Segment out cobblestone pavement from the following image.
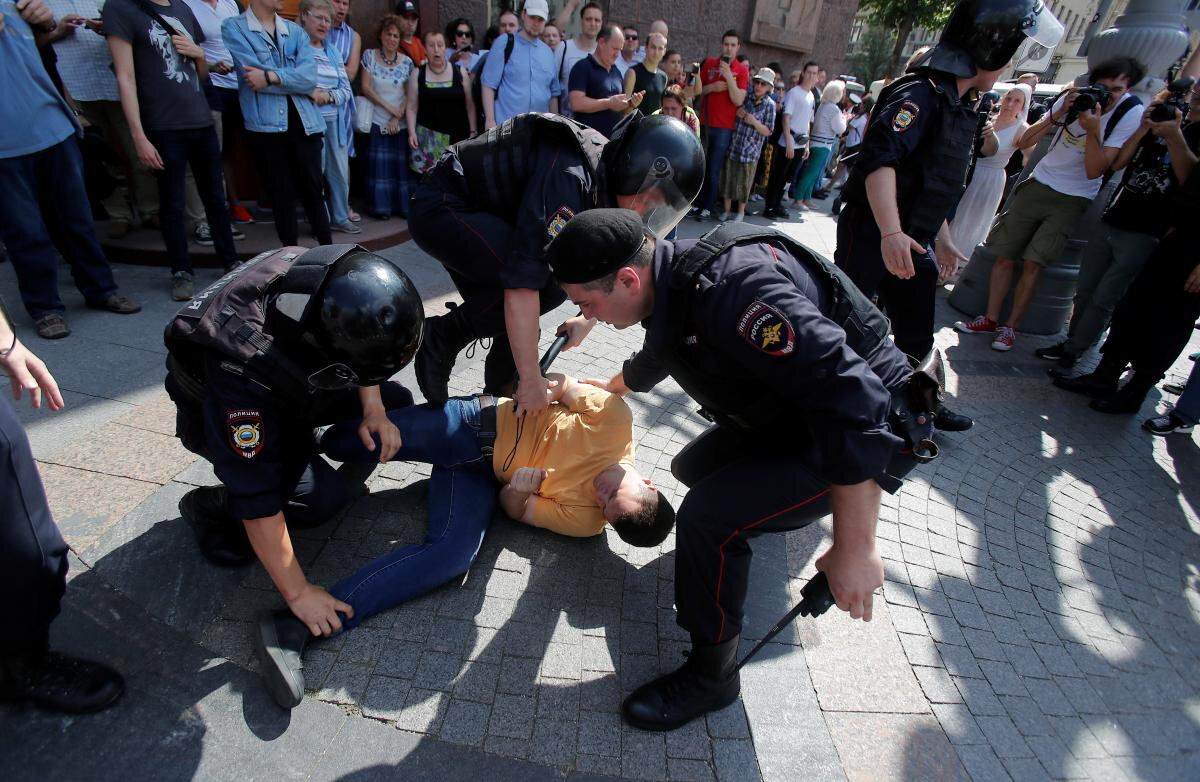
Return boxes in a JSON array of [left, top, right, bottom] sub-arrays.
[[1, 207, 1198, 781]]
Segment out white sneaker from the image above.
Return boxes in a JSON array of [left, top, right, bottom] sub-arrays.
[[718, 211, 731, 222], [732, 213, 744, 222], [749, 193, 764, 202]]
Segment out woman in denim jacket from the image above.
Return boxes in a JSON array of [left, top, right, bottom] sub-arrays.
[[222, 0, 332, 245]]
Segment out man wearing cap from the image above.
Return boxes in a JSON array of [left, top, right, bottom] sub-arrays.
[[481, 0, 560, 128], [834, 0, 1064, 433], [545, 208, 929, 731], [395, 1, 425, 65]]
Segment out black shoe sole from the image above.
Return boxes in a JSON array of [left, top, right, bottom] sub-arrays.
[[256, 615, 305, 710], [620, 687, 740, 732]]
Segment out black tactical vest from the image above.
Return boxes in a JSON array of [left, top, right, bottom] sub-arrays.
[[662, 224, 896, 430], [163, 246, 345, 406], [450, 112, 608, 218]]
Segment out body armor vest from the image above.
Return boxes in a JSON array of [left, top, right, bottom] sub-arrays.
[[663, 224, 895, 430], [163, 246, 336, 407], [450, 112, 608, 219]]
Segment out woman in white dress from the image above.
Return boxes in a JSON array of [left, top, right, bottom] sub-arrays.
[[948, 84, 1032, 262]]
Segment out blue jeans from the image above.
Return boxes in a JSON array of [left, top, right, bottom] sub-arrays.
[[1173, 361, 1200, 425], [320, 398, 497, 629], [697, 126, 733, 213], [147, 127, 239, 272], [321, 117, 350, 226], [0, 136, 117, 319]]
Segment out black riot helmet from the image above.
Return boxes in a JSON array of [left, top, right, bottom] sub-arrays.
[[912, 0, 1064, 78], [600, 113, 705, 238], [269, 245, 424, 390]]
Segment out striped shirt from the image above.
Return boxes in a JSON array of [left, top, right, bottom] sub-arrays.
[[313, 46, 341, 119]]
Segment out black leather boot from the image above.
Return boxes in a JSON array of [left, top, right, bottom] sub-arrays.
[[933, 406, 973, 432], [1051, 370, 1120, 398], [179, 486, 254, 567], [622, 635, 741, 731], [414, 303, 476, 405], [1090, 374, 1153, 415], [256, 610, 314, 709], [0, 651, 124, 714]]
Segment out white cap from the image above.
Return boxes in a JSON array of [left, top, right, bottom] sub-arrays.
[[523, 0, 550, 19]]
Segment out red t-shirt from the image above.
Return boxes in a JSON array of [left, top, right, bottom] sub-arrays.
[[399, 36, 426, 66], [698, 57, 749, 129]]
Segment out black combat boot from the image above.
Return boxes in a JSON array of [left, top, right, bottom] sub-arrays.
[[1050, 354, 1125, 398], [933, 406, 973, 432], [256, 610, 314, 709], [179, 486, 255, 567], [414, 303, 476, 405], [1090, 373, 1154, 415], [622, 635, 741, 731], [0, 650, 124, 714]]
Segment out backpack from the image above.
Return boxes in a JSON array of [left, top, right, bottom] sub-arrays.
[[471, 33, 516, 130]]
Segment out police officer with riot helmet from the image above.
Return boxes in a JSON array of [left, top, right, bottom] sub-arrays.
[[545, 209, 944, 731], [165, 245, 424, 638], [836, 0, 1064, 432], [409, 112, 704, 414]]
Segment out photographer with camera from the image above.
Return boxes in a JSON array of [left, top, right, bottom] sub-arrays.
[[956, 57, 1146, 353], [1042, 75, 1199, 372]]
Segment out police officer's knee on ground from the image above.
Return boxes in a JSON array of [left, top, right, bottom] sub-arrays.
[[407, 112, 703, 415], [164, 245, 423, 639], [546, 209, 943, 731], [834, 0, 1065, 434]]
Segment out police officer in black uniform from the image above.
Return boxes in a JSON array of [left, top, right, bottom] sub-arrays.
[[835, 0, 1064, 432], [0, 304, 124, 714], [545, 209, 944, 731], [165, 245, 423, 639], [409, 112, 703, 415]]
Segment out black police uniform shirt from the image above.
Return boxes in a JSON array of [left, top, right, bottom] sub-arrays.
[[444, 140, 596, 293], [623, 238, 913, 486], [200, 355, 319, 522]]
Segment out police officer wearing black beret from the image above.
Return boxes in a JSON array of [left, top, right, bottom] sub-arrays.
[[408, 112, 703, 416], [546, 209, 937, 731], [835, 0, 1064, 432], [164, 245, 423, 639]]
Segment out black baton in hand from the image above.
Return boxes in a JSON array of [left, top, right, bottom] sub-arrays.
[[538, 311, 582, 375], [736, 571, 837, 670]]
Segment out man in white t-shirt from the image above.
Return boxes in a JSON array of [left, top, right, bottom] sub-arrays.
[[956, 57, 1146, 353], [763, 60, 819, 219], [552, 0, 603, 117]]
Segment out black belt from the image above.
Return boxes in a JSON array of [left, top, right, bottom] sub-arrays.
[[476, 394, 497, 457]]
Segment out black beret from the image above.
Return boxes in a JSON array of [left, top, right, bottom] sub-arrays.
[[545, 208, 650, 284]]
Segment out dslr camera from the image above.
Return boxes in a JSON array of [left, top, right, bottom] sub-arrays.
[[1149, 76, 1196, 122], [1065, 83, 1112, 124]]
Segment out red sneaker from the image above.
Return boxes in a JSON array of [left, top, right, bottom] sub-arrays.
[[991, 326, 1015, 351], [230, 203, 255, 224], [955, 315, 997, 334]]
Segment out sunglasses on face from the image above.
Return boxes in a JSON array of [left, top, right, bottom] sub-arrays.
[[455, 29, 472, 37], [626, 33, 637, 40]]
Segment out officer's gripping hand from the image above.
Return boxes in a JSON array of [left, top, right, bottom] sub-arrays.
[[557, 315, 596, 350], [579, 372, 630, 396], [514, 374, 554, 417], [0, 338, 65, 412], [881, 231, 924, 279], [814, 544, 884, 622], [358, 410, 401, 462], [510, 467, 548, 494], [287, 583, 354, 637]]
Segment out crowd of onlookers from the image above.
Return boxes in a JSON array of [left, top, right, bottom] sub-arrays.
[[9, 0, 877, 327]]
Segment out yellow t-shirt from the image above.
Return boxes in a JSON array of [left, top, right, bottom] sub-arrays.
[[492, 384, 635, 537]]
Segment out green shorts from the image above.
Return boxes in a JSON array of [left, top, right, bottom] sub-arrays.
[[983, 178, 1092, 267]]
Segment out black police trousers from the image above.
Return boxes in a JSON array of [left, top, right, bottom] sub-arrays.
[[671, 423, 915, 644], [1097, 227, 1200, 385], [409, 177, 567, 389], [0, 396, 68, 655], [835, 203, 938, 360]]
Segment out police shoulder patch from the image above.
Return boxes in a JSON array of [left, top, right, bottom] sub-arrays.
[[892, 100, 921, 132], [546, 205, 575, 241], [737, 301, 795, 356], [227, 410, 264, 459]]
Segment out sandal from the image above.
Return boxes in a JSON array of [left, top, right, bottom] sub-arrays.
[[35, 314, 71, 339]]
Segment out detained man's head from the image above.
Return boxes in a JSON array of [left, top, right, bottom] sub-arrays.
[[594, 464, 675, 547]]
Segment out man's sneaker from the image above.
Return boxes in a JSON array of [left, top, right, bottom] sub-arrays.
[[933, 407, 973, 432], [732, 213, 744, 223], [86, 293, 141, 314], [693, 209, 713, 222], [991, 326, 1015, 351], [331, 221, 362, 234], [230, 203, 255, 223], [34, 314, 70, 339], [717, 211, 731, 222], [256, 610, 313, 709], [955, 315, 997, 334], [1034, 342, 1067, 361], [231, 225, 246, 241], [1143, 412, 1194, 436], [749, 193, 764, 202], [193, 222, 213, 246], [171, 271, 194, 301]]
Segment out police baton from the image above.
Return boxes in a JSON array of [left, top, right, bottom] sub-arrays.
[[736, 571, 837, 670], [538, 312, 583, 375]]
